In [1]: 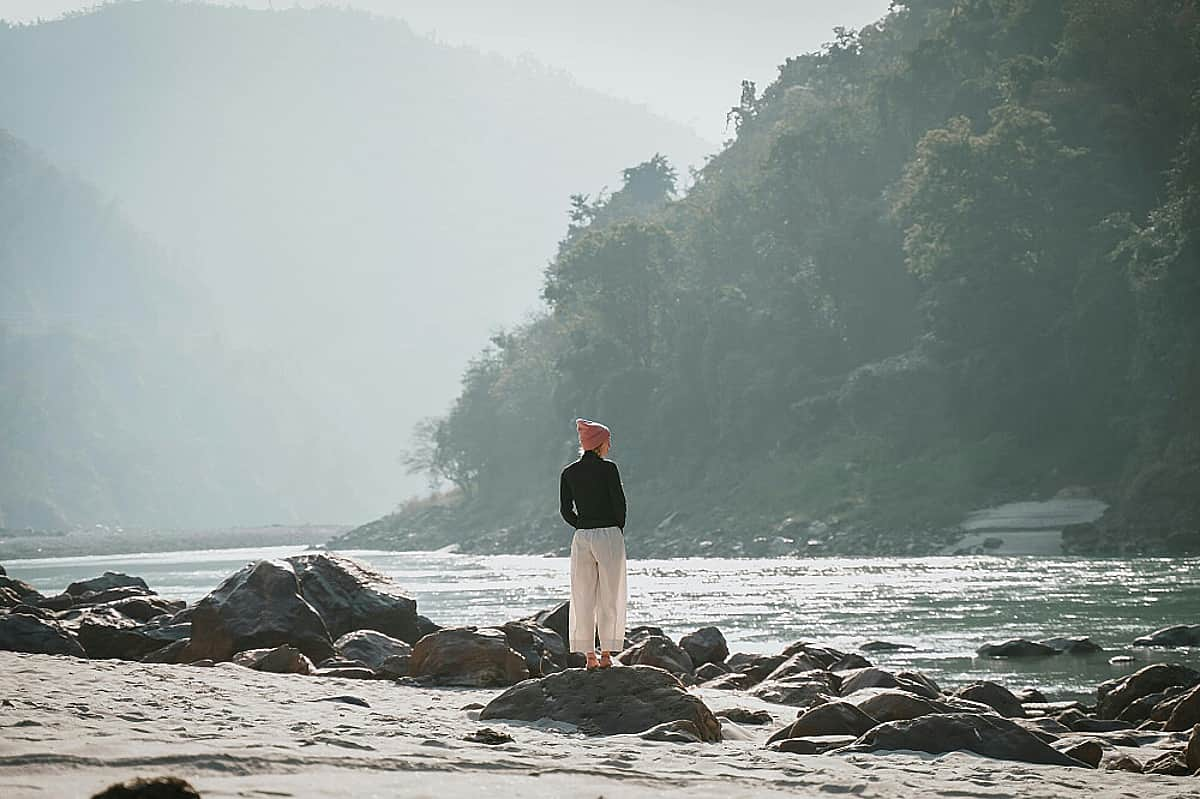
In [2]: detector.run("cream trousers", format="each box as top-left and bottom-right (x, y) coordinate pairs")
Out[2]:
(568, 526), (627, 653)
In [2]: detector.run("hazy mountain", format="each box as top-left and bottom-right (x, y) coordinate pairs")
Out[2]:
(0, 1), (712, 525)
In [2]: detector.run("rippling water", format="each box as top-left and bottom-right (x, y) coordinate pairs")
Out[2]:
(8, 547), (1200, 699)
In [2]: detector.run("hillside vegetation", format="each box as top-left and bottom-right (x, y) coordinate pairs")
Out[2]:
(339, 0), (1200, 557)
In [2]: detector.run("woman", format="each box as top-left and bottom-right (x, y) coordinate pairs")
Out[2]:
(559, 418), (627, 670)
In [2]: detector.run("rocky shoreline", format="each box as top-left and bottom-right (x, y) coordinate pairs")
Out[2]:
(2, 555), (1199, 797)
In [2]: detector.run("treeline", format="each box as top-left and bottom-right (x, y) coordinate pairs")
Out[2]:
(348, 0), (1200, 557)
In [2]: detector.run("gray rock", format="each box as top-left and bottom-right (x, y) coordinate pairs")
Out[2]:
(525, 601), (568, 644)
(679, 626), (728, 667)
(182, 559), (333, 663)
(641, 719), (707, 743)
(751, 678), (836, 708)
(286, 553), (421, 643)
(77, 607), (185, 660)
(763, 651), (829, 682)
(716, 707), (772, 725)
(703, 671), (756, 690)
(97, 595), (185, 623)
(955, 681), (1026, 718)
(1103, 754), (1143, 772)
(1165, 684), (1200, 730)
(1096, 663), (1200, 719)
(1118, 686), (1187, 724)
(976, 638), (1058, 658)
(1143, 751), (1192, 775)
(1038, 636), (1103, 655)
(409, 626), (529, 687)
(618, 634), (694, 675)
(769, 734), (857, 754)
(724, 652), (787, 686)
(313, 666), (378, 679)
(142, 638), (191, 664)
(767, 701), (879, 744)
(1133, 624), (1200, 648)
(232, 644), (314, 674)
(73, 586), (153, 606)
(480, 665), (721, 741)
(1055, 709), (1131, 733)
(66, 572), (150, 597)
(0, 575), (41, 604)
(839, 667), (938, 700)
(36, 593), (74, 611)
(495, 620), (567, 677)
(694, 661), (731, 683)
(1187, 722), (1200, 771)
(0, 613), (85, 657)
(1054, 738), (1103, 768)
(841, 712), (1088, 767)
(860, 641), (914, 652)
(850, 690), (952, 723)
(90, 775), (201, 798)
(334, 630), (412, 671)
(624, 625), (666, 648)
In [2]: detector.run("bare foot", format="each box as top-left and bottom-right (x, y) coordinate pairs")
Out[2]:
(598, 652), (614, 669)
(585, 653), (599, 670)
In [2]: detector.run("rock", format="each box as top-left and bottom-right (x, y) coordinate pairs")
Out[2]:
(618, 635), (694, 675)
(77, 607), (186, 660)
(955, 681), (1026, 718)
(1055, 738), (1104, 768)
(1038, 636), (1103, 655)
(703, 671), (755, 690)
(641, 719), (708, 743)
(726, 652), (787, 685)
(780, 641), (844, 669)
(839, 667), (938, 700)
(1151, 684), (1192, 723)
(9, 603), (50, 618)
(716, 708), (772, 725)
(1188, 722), (1200, 771)
(896, 670), (942, 697)
(694, 662), (730, 683)
(526, 601), (568, 644)
(860, 641), (914, 652)
(313, 666), (378, 679)
(183, 559), (333, 663)
(66, 572), (150, 597)
(1055, 709), (1131, 733)
(842, 713), (1088, 767)
(480, 665), (721, 741)
(309, 694), (369, 707)
(495, 620), (567, 677)
(1015, 687), (1047, 704)
(99, 595), (185, 623)
(751, 678), (836, 708)
(90, 775), (201, 798)
(142, 639), (191, 664)
(770, 735), (857, 754)
(976, 638), (1058, 658)
(0, 563), (5, 575)
(0, 613), (85, 657)
(35, 593), (73, 611)
(1096, 663), (1200, 719)
(286, 553), (421, 643)
(624, 625), (665, 648)
(850, 690), (952, 723)
(0, 575), (41, 603)
(767, 701), (879, 744)
(1103, 754), (1143, 772)
(334, 630), (412, 672)
(679, 626), (728, 667)
(0, 587), (23, 607)
(409, 626), (529, 687)
(1143, 751), (1192, 775)
(763, 651), (830, 682)
(1133, 624), (1200, 648)
(463, 727), (513, 745)
(74, 586), (154, 606)
(829, 653), (872, 670)
(232, 644), (314, 674)
(1118, 686), (1187, 724)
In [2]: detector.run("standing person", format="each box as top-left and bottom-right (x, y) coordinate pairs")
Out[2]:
(559, 418), (628, 670)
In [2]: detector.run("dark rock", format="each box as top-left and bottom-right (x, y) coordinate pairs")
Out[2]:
(769, 734), (857, 754)
(751, 678), (836, 708)
(679, 626), (728, 667)
(780, 642), (844, 669)
(495, 620), (567, 677)
(955, 681), (1026, 718)
(1187, 722), (1200, 771)
(703, 671), (755, 690)
(841, 713), (1088, 767)
(1055, 709), (1131, 733)
(90, 775), (201, 798)
(9, 603), (49, 618)
(839, 667), (938, 700)
(851, 690), (952, 723)
(976, 639), (1058, 658)
(1054, 738), (1104, 768)
(409, 626), (528, 687)
(526, 601), (568, 644)
(1133, 624), (1200, 648)
(463, 727), (513, 745)
(35, 593), (74, 611)
(66, 572), (150, 597)
(232, 644), (314, 674)
(1037, 636), (1102, 655)
(641, 719), (708, 743)
(77, 607), (184, 660)
(0, 575), (41, 603)
(309, 694), (369, 707)
(0, 587), (22, 607)
(618, 635), (694, 675)
(1097, 663), (1200, 719)
(694, 662), (731, 683)
(764, 651), (830, 682)
(860, 641), (914, 652)
(0, 564), (5, 575)
(313, 666), (378, 679)
(624, 625), (665, 648)
(1103, 754), (1143, 772)
(479, 665), (721, 741)
(286, 553), (421, 643)
(415, 614), (440, 639)
(767, 701), (879, 744)
(716, 707), (772, 725)
(1015, 687), (1047, 704)
(1151, 684), (1192, 723)
(0, 613), (85, 657)
(1143, 751), (1192, 775)
(142, 639), (191, 664)
(74, 586), (154, 606)
(1118, 686), (1187, 724)
(896, 670), (942, 697)
(100, 595), (185, 623)
(182, 559), (333, 663)
(829, 653), (872, 671)
(726, 653), (787, 686)
(1061, 522), (1100, 555)
(334, 630), (412, 673)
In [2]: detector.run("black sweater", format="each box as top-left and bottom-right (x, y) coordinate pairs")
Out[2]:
(559, 451), (627, 531)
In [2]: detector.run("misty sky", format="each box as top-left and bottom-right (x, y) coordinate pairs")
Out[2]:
(0, 0), (893, 141)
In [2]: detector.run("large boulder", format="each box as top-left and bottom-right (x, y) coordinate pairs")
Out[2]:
(726, 652), (788, 686)
(955, 681), (1026, 718)
(1163, 684), (1200, 731)
(73, 586), (155, 606)
(65, 572), (150, 597)
(232, 644), (314, 674)
(842, 713), (1088, 767)
(1187, 723), (1200, 772)
(839, 667), (938, 700)
(679, 627), (728, 667)
(752, 677), (836, 708)
(98, 595), (184, 622)
(763, 651), (830, 683)
(76, 607), (188, 660)
(335, 629), (412, 676)
(526, 601), (569, 644)
(1096, 663), (1200, 719)
(0, 575), (42, 604)
(1134, 625), (1200, 648)
(409, 626), (529, 687)
(495, 621), (567, 677)
(480, 665), (721, 741)
(285, 553), (421, 643)
(1038, 636), (1102, 655)
(91, 776), (201, 799)
(182, 559), (333, 663)
(618, 635), (694, 675)
(850, 690), (953, 723)
(0, 613), (85, 656)
(767, 701), (879, 744)
(976, 639), (1058, 658)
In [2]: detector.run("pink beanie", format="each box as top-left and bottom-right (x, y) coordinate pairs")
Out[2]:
(576, 418), (611, 451)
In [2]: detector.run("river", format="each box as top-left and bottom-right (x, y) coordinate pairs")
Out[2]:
(6, 547), (1199, 700)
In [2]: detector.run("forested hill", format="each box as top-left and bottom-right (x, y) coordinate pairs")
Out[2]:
(338, 0), (1200, 558)
(0, 1), (710, 526)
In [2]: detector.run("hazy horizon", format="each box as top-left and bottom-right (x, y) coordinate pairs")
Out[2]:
(0, 0), (893, 142)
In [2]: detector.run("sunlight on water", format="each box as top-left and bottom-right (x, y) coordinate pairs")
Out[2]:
(8, 548), (1200, 699)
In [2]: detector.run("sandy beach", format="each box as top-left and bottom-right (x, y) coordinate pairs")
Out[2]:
(2, 652), (1193, 799)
